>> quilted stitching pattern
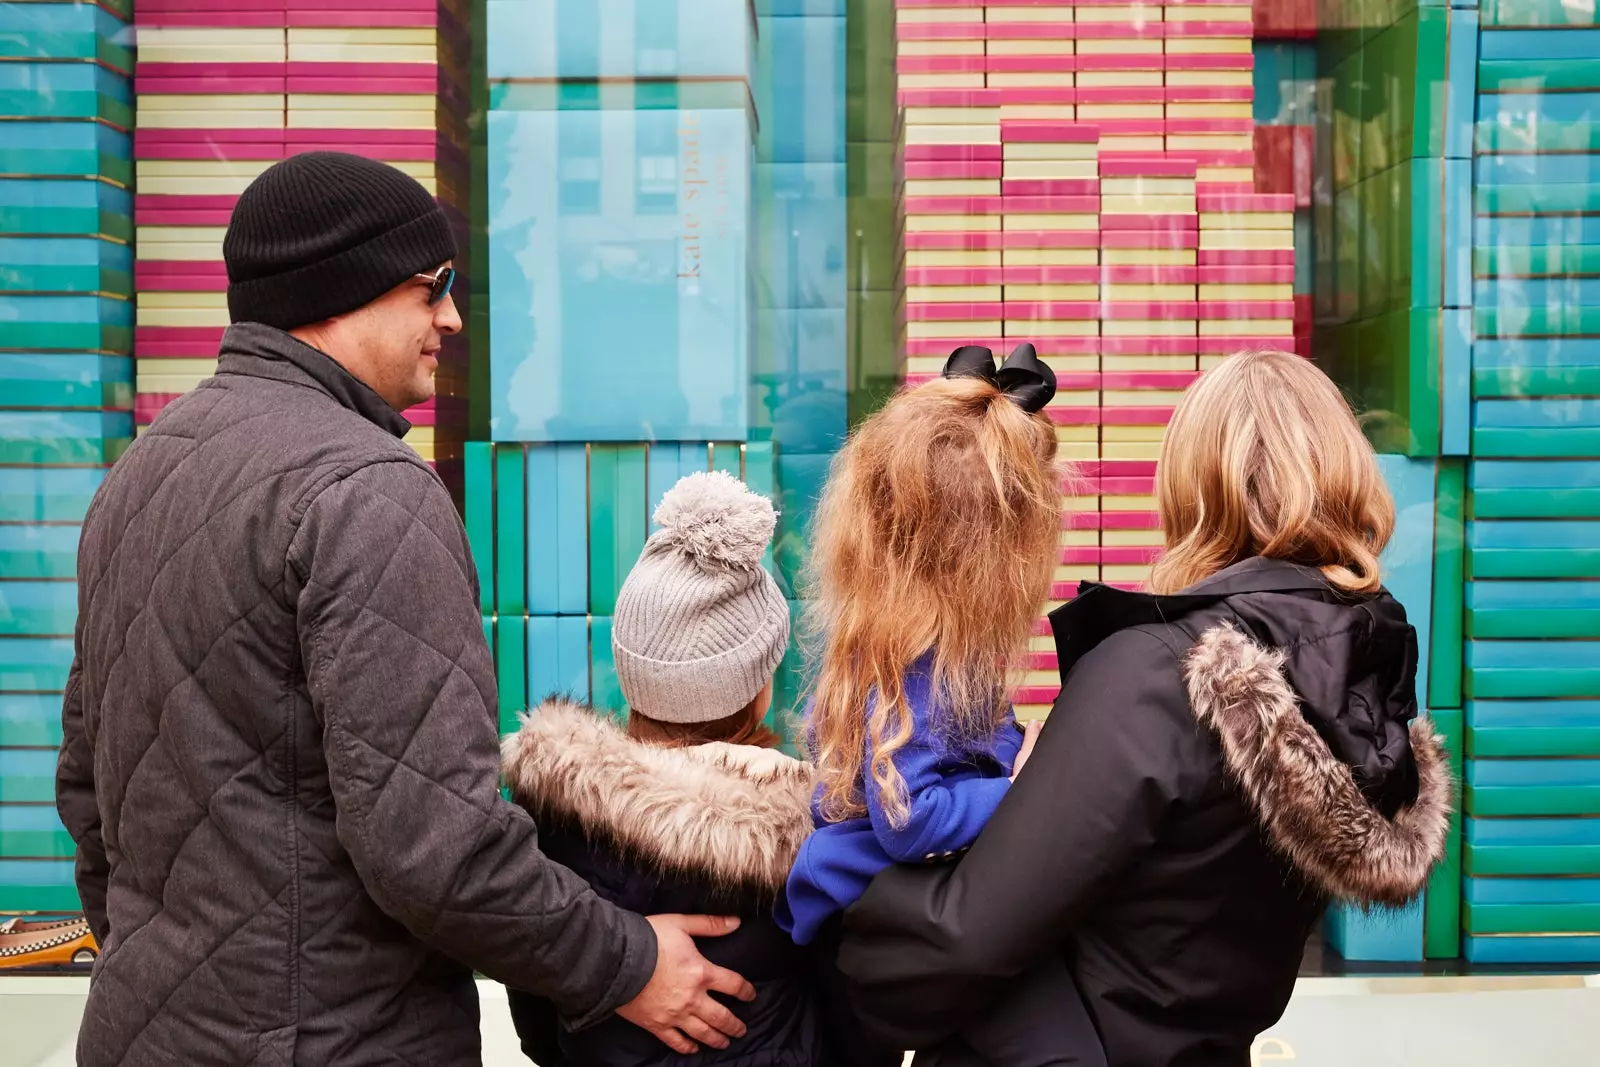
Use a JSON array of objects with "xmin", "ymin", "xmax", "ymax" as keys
[{"xmin": 56, "ymin": 327, "xmax": 656, "ymax": 1066}]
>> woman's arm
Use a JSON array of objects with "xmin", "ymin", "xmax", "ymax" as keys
[{"xmin": 837, "ymin": 629, "xmax": 1200, "ymax": 1049}]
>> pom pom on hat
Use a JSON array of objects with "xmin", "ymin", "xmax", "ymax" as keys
[{"xmin": 651, "ymin": 470, "xmax": 777, "ymax": 571}]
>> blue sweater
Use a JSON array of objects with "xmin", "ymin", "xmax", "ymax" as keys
[{"xmin": 777, "ymin": 656, "xmax": 1023, "ymax": 945}]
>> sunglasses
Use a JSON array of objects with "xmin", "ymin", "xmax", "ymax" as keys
[{"xmin": 414, "ymin": 265, "xmax": 456, "ymax": 306}]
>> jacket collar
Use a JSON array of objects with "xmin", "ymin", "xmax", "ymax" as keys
[
  {"xmin": 214, "ymin": 322, "xmax": 412, "ymax": 439},
  {"xmin": 1047, "ymin": 557, "xmax": 1338, "ymax": 678},
  {"xmin": 502, "ymin": 699, "xmax": 816, "ymax": 895}
]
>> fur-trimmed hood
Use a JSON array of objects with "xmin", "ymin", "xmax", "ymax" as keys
[
  {"xmin": 1184, "ymin": 621, "xmax": 1452, "ymax": 908},
  {"xmin": 502, "ymin": 699, "xmax": 815, "ymax": 895}
]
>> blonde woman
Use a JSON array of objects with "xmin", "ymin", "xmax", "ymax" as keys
[
  {"xmin": 776, "ymin": 345, "xmax": 1107, "ymax": 1064},
  {"xmin": 835, "ymin": 350, "xmax": 1453, "ymax": 1067}
]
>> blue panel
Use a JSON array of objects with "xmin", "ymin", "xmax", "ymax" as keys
[
  {"xmin": 1475, "ymin": 278, "xmax": 1600, "ymax": 306},
  {"xmin": 1473, "ymin": 337, "xmax": 1600, "ymax": 368},
  {"xmin": 1467, "ymin": 877, "xmax": 1600, "ymax": 903},
  {"xmin": 1478, "ymin": 92, "xmax": 1600, "ymax": 125},
  {"xmin": 1471, "ymin": 519, "xmax": 1600, "ymax": 548},
  {"xmin": 525, "ymin": 445, "xmax": 591, "ymax": 615},
  {"xmin": 527, "ymin": 615, "xmax": 593, "ymax": 704},
  {"xmin": 1445, "ymin": 160, "xmax": 1472, "ymax": 309},
  {"xmin": 0, "ymin": 635, "xmax": 72, "ymax": 692},
  {"xmin": 0, "ymin": 469, "xmax": 101, "ymax": 522},
  {"xmin": 0, "ymin": 523, "xmax": 79, "ymax": 576},
  {"xmin": 1327, "ymin": 455, "xmax": 1434, "ymax": 963},
  {"xmin": 524, "ymin": 446, "xmax": 591, "ymax": 615},
  {"xmin": 1469, "ymin": 582, "xmax": 1600, "ymax": 607},
  {"xmin": 526, "ymin": 446, "xmax": 560, "ymax": 615},
  {"xmin": 1323, "ymin": 898, "xmax": 1425, "ymax": 962},
  {"xmin": 1477, "ymin": 214, "xmax": 1600, "ymax": 246},
  {"xmin": 1473, "ymin": 398, "xmax": 1600, "ymax": 427},
  {"xmin": 1443, "ymin": 310, "xmax": 1471, "ymax": 454},
  {"xmin": 774, "ymin": 451, "xmax": 832, "ymax": 590},
  {"xmin": 0, "ymin": 1, "xmax": 125, "ymax": 36},
  {"xmin": 1472, "ymin": 459, "xmax": 1600, "ymax": 487},
  {"xmin": 0, "ymin": 693, "xmax": 63, "ymax": 743},
  {"xmin": 760, "ymin": 0, "xmax": 847, "ymax": 12},
  {"xmin": 0, "ymin": 60, "xmax": 131, "ymax": 103},
  {"xmin": 555, "ymin": 445, "xmax": 588, "ymax": 614},
  {"xmin": 488, "ymin": 107, "xmax": 753, "ymax": 442},
  {"xmin": 0, "ymin": 121, "xmax": 128, "ymax": 154},
  {"xmin": 0, "ymin": 178, "xmax": 129, "ymax": 215},
  {"xmin": 1480, "ymin": 28, "xmax": 1600, "ymax": 59},
  {"xmin": 647, "ymin": 441, "xmax": 687, "ymax": 531},
  {"xmin": 0, "ymin": 237, "xmax": 132, "ymax": 269},
  {"xmin": 0, "ymin": 294, "xmax": 131, "ymax": 325},
  {"xmin": 0, "ymin": 580, "xmax": 76, "ymax": 636},
  {"xmin": 1467, "ymin": 758, "xmax": 1600, "ymax": 786},
  {"xmin": 753, "ymin": 308, "xmax": 848, "ymax": 454},
  {"xmin": 1464, "ymin": 936, "xmax": 1600, "ymax": 963},
  {"xmin": 1476, "ymin": 153, "xmax": 1600, "ymax": 185},
  {"xmin": 487, "ymin": 0, "xmax": 755, "ymax": 81},
  {"xmin": 559, "ymin": 615, "xmax": 590, "ymax": 702},
  {"xmin": 1448, "ymin": 11, "xmax": 1480, "ymax": 158},
  {"xmin": 756, "ymin": 15, "xmax": 846, "ymax": 164},
  {"xmin": 1467, "ymin": 814, "xmax": 1600, "ymax": 844},
  {"xmin": 752, "ymin": 162, "xmax": 846, "ymax": 310}
]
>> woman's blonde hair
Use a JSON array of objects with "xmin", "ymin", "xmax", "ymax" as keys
[
  {"xmin": 1149, "ymin": 349, "xmax": 1395, "ymax": 596},
  {"xmin": 804, "ymin": 376, "xmax": 1063, "ymax": 826}
]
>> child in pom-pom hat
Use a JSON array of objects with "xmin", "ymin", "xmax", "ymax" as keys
[{"xmin": 500, "ymin": 471, "xmax": 897, "ymax": 1067}]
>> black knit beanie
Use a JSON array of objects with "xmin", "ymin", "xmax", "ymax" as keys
[{"xmin": 224, "ymin": 152, "xmax": 456, "ymax": 330}]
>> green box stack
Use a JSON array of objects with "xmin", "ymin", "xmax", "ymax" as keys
[
  {"xmin": 1461, "ymin": 0, "xmax": 1600, "ymax": 965},
  {"xmin": 0, "ymin": 0, "xmax": 133, "ymax": 915}
]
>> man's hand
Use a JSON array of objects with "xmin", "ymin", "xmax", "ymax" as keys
[
  {"xmin": 1010, "ymin": 720, "xmax": 1044, "ymax": 782},
  {"xmin": 616, "ymin": 914, "xmax": 757, "ymax": 1055}
]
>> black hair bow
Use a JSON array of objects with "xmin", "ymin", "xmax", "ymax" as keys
[{"xmin": 940, "ymin": 343, "xmax": 1056, "ymax": 414}]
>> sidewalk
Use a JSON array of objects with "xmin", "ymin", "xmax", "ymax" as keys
[{"xmin": 5, "ymin": 973, "xmax": 1598, "ymax": 1065}]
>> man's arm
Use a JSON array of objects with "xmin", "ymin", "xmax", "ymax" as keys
[
  {"xmin": 291, "ymin": 460, "xmax": 656, "ymax": 1026},
  {"xmin": 57, "ymin": 657, "xmax": 110, "ymax": 946}
]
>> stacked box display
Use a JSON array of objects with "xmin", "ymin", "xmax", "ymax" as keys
[
  {"xmin": 462, "ymin": 441, "xmax": 785, "ymax": 729},
  {"xmin": 0, "ymin": 0, "xmax": 134, "ymax": 915},
  {"xmin": 1460, "ymin": 0, "xmax": 1600, "ymax": 965},
  {"xmin": 130, "ymin": 0, "xmax": 472, "ymax": 489}
]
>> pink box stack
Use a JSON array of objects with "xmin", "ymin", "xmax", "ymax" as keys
[
  {"xmin": 893, "ymin": 0, "xmax": 1296, "ymax": 719},
  {"xmin": 131, "ymin": 0, "xmax": 470, "ymax": 478}
]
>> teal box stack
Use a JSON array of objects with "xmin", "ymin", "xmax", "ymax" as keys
[
  {"xmin": 0, "ymin": 0, "xmax": 132, "ymax": 915},
  {"xmin": 464, "ymin": 441, "xmax": 782, "ymax": 733},
  {"xmin": 1465, "ymin": 0, "xmax": 1600, "ymax": 964},
  {"xmin": 1314, "ymin": 0, "xmax": 1478, "ymax": 963}
]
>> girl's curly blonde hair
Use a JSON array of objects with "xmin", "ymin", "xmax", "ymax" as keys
[{"xmin": 803, "ymin": 375, "xmax": 1064, "ymax": 826}]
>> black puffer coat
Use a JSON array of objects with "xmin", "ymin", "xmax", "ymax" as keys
[
  {"xmin": 501, "ymin": 699, "xmax": 899, "ymax": 1067},
  {"xmin": 838, "ymin": 558, "xmax": 1453, "ymax": 1067}
]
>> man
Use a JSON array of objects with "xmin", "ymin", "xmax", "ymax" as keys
[{"xmin": 56, "ymin": 152, "xmax": 752, "ymax": 1064}]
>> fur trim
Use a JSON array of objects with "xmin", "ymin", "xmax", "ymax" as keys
[
  {"xmin": 501, "ymin": 698, "xmax": 815, "ymax": 894},
  {"xmin": 1184, "ymin": 623, "xmax": 1453, "ymax": 907}
]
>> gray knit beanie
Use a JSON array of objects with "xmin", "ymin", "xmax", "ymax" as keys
[{"xmin": 612, "ymin": 470, "xmax": 791, "ymax": 723}]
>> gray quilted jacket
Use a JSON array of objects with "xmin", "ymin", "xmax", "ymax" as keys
[{"xmin": 56, "ymin": 323, "xmax": 656, "ymax": 1065}]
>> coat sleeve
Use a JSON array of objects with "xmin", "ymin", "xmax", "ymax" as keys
[
  {"xmin": 836, "ymin": 629, "xmax": 1196, "ymax": 1049},
  {"xmin": 56, "ymin": 656, "xmax": 110, "ymax": 946},
  {"xmin": 289, "ymin": 459, "xmax": 656, "ymax": 1029},
  {"xmin": 865, "ymin": 729, "xmax": 1012, "ymax": 864}
]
